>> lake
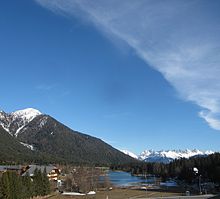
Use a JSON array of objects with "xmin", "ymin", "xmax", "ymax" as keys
[{"xmin": 101, "ymin": 171, "xmax": 158, "ymax": 187}]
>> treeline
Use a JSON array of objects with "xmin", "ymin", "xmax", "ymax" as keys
[
  {"xmin": 0, "ymin": 168, "xmax": 50, "ymax": 199},
  {"xmin": 111, "ymin": 153, "xmax": 220, "ymax": 184}
]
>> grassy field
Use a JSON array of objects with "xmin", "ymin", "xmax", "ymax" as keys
[{"xmin": 49, "ymin": 188, "xmax": 182, "ymax": 199}]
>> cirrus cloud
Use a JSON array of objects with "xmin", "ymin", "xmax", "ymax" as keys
[{"xmin": 34, "ymin": 0, "xmax": 220, "ymax": 130}]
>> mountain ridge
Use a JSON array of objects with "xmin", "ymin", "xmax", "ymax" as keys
[
  {"xmin": 122, "ymin": 149, "xmax": 215, "ymax": 163},
  {"xmin": 121, "ymin": 150, "xmax": 138, "ymax": 159},
  {"xmin": 0, "ymin": 108, "xmax": 137, "ymax": 165}
]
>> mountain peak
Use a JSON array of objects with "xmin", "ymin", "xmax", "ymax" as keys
[
  {"xmin": 138, "ymin": 149, "xmax": 215, "ymax": 163},
  {"xmin": 123, "ymin": 149, "xmax": 215, "ymax": 163},
  {"xmin": 0, "ymin": 108, "xmax": 42, "ymax": 137},
  {"xmin": 11, "ymin": 108, "xmax": 42, "ymax": 120}
]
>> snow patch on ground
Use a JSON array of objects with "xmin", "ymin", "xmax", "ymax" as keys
[
  {"xmin": 62, "ymin": 191, "xmax": 96, "ymax": 196},
  {"xmin": 87, "ymin": 191, "xmax": 96, "ymax": 195},
  {"xmin": 62, "ymin": 192, "xmax": 86, "ymax": 196},
  {"xmin": 39, "ymin": 116, "xmax": 48, "ymax": 128},
  {"xmin": 20, "ymin": 142, "xmax": 34, "ymax": 151}
]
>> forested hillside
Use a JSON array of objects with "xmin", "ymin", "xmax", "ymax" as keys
[{"xmin": 111, "ymin": 153, "xmax": 220, "ymax": 184}]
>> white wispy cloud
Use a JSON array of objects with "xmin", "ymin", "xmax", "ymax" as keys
[{"xmin": 35, "ymin": 0, "xmax": 220, "ymax": 130}]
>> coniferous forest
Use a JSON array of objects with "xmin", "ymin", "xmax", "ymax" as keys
[
  {"xmin": 0, "ymin": 168, "xmax": 50, "ymax": 199},
  {"xmin": 111, "ymin": 153, "xmax": 220, "ymax": 185}
]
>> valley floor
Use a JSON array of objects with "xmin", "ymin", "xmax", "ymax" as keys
[{"xmin": 49, "ymin": 188, "xmax": 188, "ymax": 199}]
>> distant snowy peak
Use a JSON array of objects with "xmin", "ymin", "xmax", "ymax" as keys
[
  {"xmin": 204, "ymin": 150, "xmax": 214, "ymax": 155},
  {"xmin": 121, "ymin": 149, "xmax": 215, "ymax": 163},
  {"xmin": 139, "ymin": 149, "xmax": 215, "ymax": 163},
  {"xmin": 121, "ymin": 150, "xmax": 138, "ymax": 159}
]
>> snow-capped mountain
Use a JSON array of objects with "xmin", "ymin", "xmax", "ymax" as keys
[
  {"xmin": 0, "ymin": 108, "xmax": 42, "ymax": 136},
  {"xmin": 11, "ymin": 108, "xmax": 41, "ymax": 122},
  {"xmin": 121, "ymin": 150, "xmax": 138, "ymax": 159},
  {"xmin": 139, "ymin": 149, "xmax": 214, "ymax": 163},
  {"xmin": 122, "ymin": 149, "xmax": 214, "ymax": 163},
  {"xmin": 0, "ymin": 108, "xmax": 137, "ymax": 165}
]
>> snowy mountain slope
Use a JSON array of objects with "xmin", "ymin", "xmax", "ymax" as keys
[
  {"xmin": 121, "ymin": 150, "xmax": 138, "ymax": 159},
  {"xmin": 0, "ymin": 111, "xmax": 11, "ymax": 134},
  {"xmin": 0, "ymin": 108, "xmax": 137, "ymax": 165},
  {"xmin": 0, "ymin": 126, "xmax": 39, "ymax": 162},
  {"xmin": 0, "ymin": 108, "xmax": 215, "ymax": 164},
  {"xmin": 139, "ymin": 149, "xmax": 214, "ymax": 163},
  {"xmin": 122, "ymin": 149, "xmax": 214, "ymax": 163},
  {"xmin": 12, "ymin": 108, "xmax": 41, "ymax": 127},
  {"xmin": 0, "ymin": 108, "xmax": 42, "ymax": 137}
]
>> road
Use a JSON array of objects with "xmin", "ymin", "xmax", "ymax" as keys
[{"xmin": 132, "ymin": 194, "xmax": 215, "ymax": 199}]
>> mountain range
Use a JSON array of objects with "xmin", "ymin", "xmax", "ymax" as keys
[
  {"xmin": 122, "ymin": 149, "xmax": 214, "ymax": 163},
  {"xmin": 0, "ymin": 108, "xmax": 136, "ymax": 165},
  {"xmin": 0, "ymin": 108, "xmax": 216, "ymax": 165}
]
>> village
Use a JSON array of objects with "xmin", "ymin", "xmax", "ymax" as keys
[
  {"xmin": 0, "ymin": 164, "xmax": 60, "ymax": 181},
  {"xmin": 1, "ymin": 164, "xmax": 218, "ymax": 199},
  {"xmin": 0, "ymin": 164, "xmax": 111, "ymax": 198}
]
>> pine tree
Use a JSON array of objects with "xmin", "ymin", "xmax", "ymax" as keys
[
  {"xmin": 1, "ymin": 171, "xmax": 23, "ymax": 199},
  {"xmin": 0, "ymin": 175, "xmax": 3, "ymax": 199},
  {"xmin": 42, "ymin": 167, "xmax": 50, "ymax": 195},
  {"xmin": 21, "ymin": 172, "xmax": 33, "ymax": 199},
  {"xmin": 1, "ymin": 172, "xmax": 10, "ymax": 199},
  {"xmin": 33, "ymin": 167, "xmax": 51, "ymax": 197},
  {"xmin": 11, "ymin": 172, "xmax": 22, "ymax": 199},
  {"xmin": 33, "ymin": 168, "xmax": 41, "ymax": 196}
]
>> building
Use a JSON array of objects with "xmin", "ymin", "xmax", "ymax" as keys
[
  {"xmin": 0, "ymin": 165, "xmax": 24, "ymax": 175},
  {"xmin": 21, "ymin": 165, "xmax": 60, "ymax": 181}
]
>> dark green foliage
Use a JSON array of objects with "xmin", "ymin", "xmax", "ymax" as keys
[
  {"xmin": 21, "ymin": 172, "xmax": 33, "ymax": 199},
  {"xmin": 16, "ymin": 115, "xmax": 138, "ymax": 165},
  {"xmin": 112, "ymin": 153, "xmax": 220, "ymax": 185},
  {"xmin": 0, "ymin": 126, "xmax": 57, "ymax": 165},
  {"xmin": 42, "ymin": 167, "xmax": 50, "ymax": 195},
  {"xmin": 33, "ymin": 168, "xmax": 42, "ymax": 196},
  {"xmin": 0, "ymin": 172, "xmax": 10, "ymax": 199},
  {"xmin": 0, "ymin": 127, "xmax": 35, "ymax": 164},
  {"xmin": 0, "ymin": 115, "xmax": 137, "ymax": 165},
  {"xmin": 0, "ymin": 169, "xmax": 50, "ymax": 199},
  {"xmin": 165, "ymin": 153, "xmax": 220, "ymax": 184},
  {"xmin": 33, "ymin": 168, "xmax": 50, "ymax": 196},
  {"xmin": 0, "ymin": 171, "xmax": 22, "ymax": 199}
]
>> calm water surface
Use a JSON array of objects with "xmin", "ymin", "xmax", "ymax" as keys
[{"xmin": 105, "ymin": 171, "xmax": 156, "ymax": 186}]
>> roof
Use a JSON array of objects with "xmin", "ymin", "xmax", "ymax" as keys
[
  {"xmin": 0, "ymin": 165, "xmax": 22, "ymax": 172},
  {"xmin": 22, "ymin": 165, "xmax": 57, "ymax": 176}
]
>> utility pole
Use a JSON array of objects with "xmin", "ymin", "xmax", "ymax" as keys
[
  {"xmin": 199, "ymin": 175, "xmax": 202, "ymax": 194},
  {"xmin": 145, "ymin": 185, "xmax": 147, "ymax": 198},
  {"xmin": 193, "ymin": 167, "xmax": 202, "ymax": 194},
  {"xmin": 145, "ymin": 175, "xmax": 147, "ymax": 198}
]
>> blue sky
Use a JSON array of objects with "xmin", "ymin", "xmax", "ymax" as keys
[{"xmin": 1, "ymin": 0, "xmax": 220, "ymax": 154}]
